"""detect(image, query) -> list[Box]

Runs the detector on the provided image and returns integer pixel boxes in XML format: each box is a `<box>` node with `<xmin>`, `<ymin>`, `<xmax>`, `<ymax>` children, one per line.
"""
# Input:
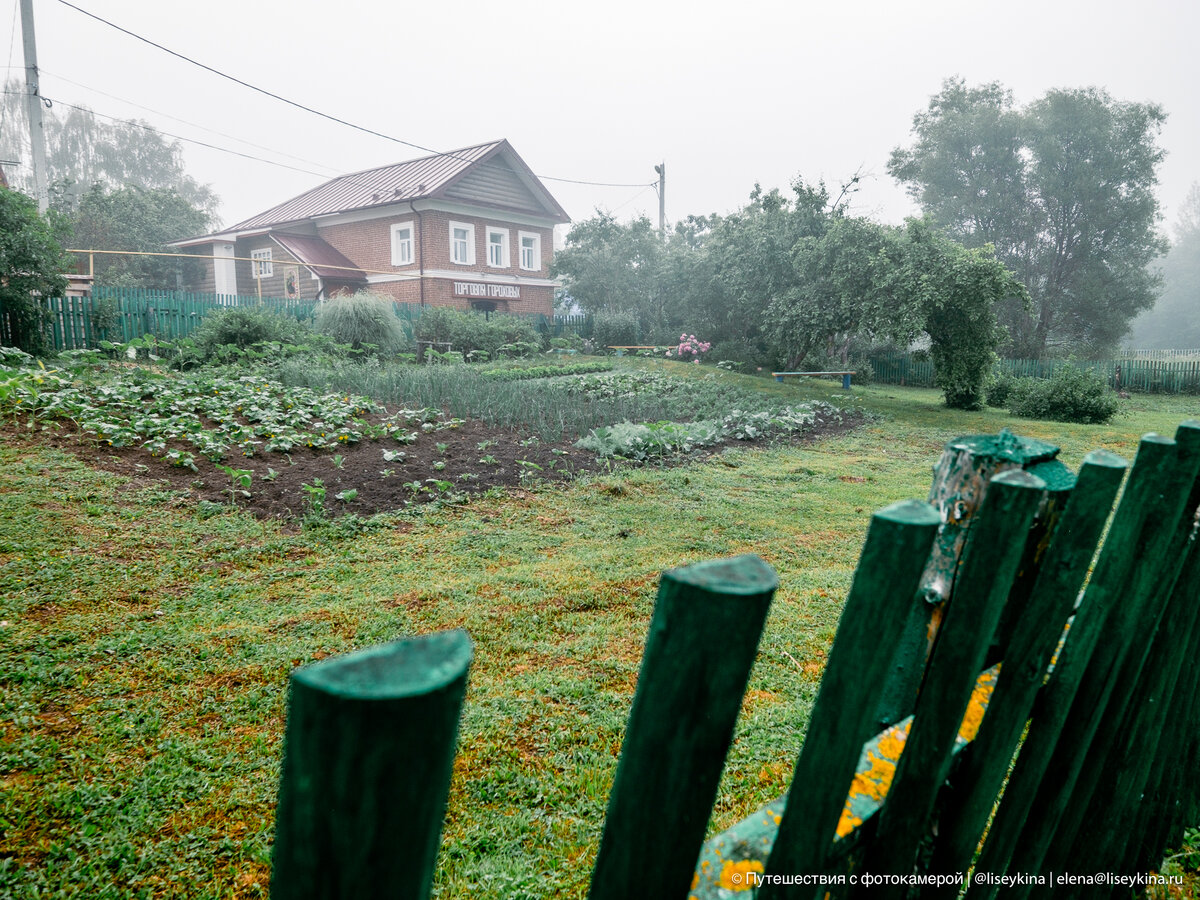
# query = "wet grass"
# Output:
<box><xmin>1</xmin><ymin>370</ymin><xmax>1196</xmax><ymax>898</ymax></box>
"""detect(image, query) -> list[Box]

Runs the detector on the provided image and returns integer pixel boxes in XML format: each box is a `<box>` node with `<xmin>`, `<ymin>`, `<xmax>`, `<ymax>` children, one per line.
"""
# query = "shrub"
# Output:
<box><xmin>414</xmin><ymin>307</ymin><xmax>542</xmax><ymax>358</ymax></box>
<box><xmin>314</xmin><ymin>291</ymin><xmax>408</xmax><ymax>355</ymax></box>
<box><xmin>987</xmin><ymin>371</ymin><xmax>1019</xmax><ymax>408</ymax></box>
<box><xmin>192</xmin><ymin>306</ymin><xmax>314</xmax><ymax>358</ymax></box>
<box><xmin>1007</xmin><ymin>366</ymin><xmax>1120</xmax><ymax>424</ymax></box>
<box><xmin>591</xmin><ymin>311</ymin><xmax>639</xmax><ymax>349</ymax></box>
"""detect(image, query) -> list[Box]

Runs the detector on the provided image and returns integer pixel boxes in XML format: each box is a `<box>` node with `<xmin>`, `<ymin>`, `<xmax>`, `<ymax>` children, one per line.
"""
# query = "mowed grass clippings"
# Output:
<box><xmin>2</xmin><ymin>370</ymin><xmax>1197</xmax><ymax>898</ymax></box>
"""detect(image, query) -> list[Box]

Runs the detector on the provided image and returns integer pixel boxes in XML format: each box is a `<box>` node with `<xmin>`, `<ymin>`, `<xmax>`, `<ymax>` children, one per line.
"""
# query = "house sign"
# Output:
<box><xmin>453</xmin><ymin>282</ymin><xmax>520</xmax><ymax>299</ymax></box>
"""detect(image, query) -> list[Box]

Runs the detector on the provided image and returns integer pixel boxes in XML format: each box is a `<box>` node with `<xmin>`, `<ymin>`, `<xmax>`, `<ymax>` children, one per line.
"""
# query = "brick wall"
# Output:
<box><xmin>319</xmin><ymin>208</ymin><xmax>556</xmax><ymax>316</ymax></box>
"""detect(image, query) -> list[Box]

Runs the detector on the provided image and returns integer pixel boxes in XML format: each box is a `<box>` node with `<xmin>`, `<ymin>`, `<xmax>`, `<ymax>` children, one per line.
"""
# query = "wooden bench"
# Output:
<box><xmin>268</xmin><ymin>426</ymin><xmax>1200</xmax><ymax>898</ymax></box>
<box><xmin>773</xmin><ymin>370</ymin><xmax>856</xmax><ymax>389</ymax></box>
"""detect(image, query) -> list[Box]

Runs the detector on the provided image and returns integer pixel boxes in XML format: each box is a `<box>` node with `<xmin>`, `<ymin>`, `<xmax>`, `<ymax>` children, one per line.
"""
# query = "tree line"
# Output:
<box><xmin>552</xmin><ymin>78</ymin><xmax>1179</xmax><ymax>406</ymax></box>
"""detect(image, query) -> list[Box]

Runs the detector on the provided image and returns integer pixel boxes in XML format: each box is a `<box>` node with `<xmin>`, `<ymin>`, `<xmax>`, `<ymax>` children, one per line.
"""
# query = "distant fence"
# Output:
<box><xmin>868</xmin><ymin>352</ymin><xmax>1200</xmax><ymax>394</ymax></box>
<box><xmin>1</xmin><ymin>287</ymin><xmax>591</xmax><ymax>353</ymax></box>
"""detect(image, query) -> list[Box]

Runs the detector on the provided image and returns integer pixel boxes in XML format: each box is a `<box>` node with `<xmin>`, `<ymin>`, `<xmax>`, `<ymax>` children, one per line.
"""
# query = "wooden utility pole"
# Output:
<box><xmin>19</xmin><ymin>0</ymin><xmax>48</xmax><ymax>213</ymax></box>
<box><xmin>654</xmin><ymin>161</ymin><xmax>665</xmax><ymax>238</ymax></box>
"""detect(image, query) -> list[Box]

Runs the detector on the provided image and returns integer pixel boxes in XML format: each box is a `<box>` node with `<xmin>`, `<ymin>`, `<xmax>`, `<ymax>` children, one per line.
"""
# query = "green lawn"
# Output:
<box><xmin>0</xmin><ymin>367</ymin><xmax>1195</xmax><ymax>898</ymax></box>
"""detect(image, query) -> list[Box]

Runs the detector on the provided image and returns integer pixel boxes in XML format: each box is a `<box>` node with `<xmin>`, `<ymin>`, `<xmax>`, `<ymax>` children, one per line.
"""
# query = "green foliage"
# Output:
<box><xmin>550</xmin><ymin>214</ymin><xmax>666</xmax><ymax>326</ymax></box>
<box><xmin>769</xmin><ymin>216</ymin><xmax>917</xmax><ymax>368</ymax></box>
<box><xmin>591</xmin><ymin>310</ymin><xmax>640</xmax><ymax>348</ymax></box>
<box><xmin>890</xmin><ymin>78</ymin><xmax>1167</xmax><ymax>356</ymax></box>
<box><xmin>313</xmin><ymin>291</ymin><xmax>408</xmax><ymax>355</ymax></box>
<box><xmin>987</xmin><ymin>372</ymin><xmax>1019</xmax><ymax>408</ymax></box>
<box><xmin>708</xmin><ymin>339</ymin><xmax>775</xmax><ymax>373</ymax></box>
<box><xmin>1129</xmin><ymin>183</ymin><xmax>1200</xmax><ymax>348</ymax></box>
<box><xmin>901</xmin><ymin>220</ymin><xmax>1025</xmax><ymax>410</ymax></box>
<box><xmin>66</xmin><ymin>184</ymin><xmax>213</xmax><ymax>289</ymax></box>
<box><xmin>191</xmin><ymin>306</ymin><xmax>315</xmax><ymax>359</ymax></box>
<box><xmin>0</xmin><ymin>189</ymin><xmax>70</xmax><ymax>355</ymax></box>
<box><xmin>1007</xmin><ymin>366</ymin><xmax>1120</xmax><ymax>424</ymax></box>
<box><xmin>413</xmin><ymin>307</ymin><xmax>541</xmax><ymax>357</ymax></box>
<box><xmin>0</xmin><ymin>78</ymin><xmax>219</xmax><ymax>217</ymax></box>
<box><xmin>480</xmin><ymin>361</ymin><xmax>612</xmax><ymax>381</ymax></box>
<box><xmin>575</xmin><ymin>402</ymin><xmax>840</xmax><ymax>461</ymax></box>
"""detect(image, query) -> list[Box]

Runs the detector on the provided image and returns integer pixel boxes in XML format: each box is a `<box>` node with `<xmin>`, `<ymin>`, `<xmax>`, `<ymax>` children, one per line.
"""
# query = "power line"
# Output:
<box><xmin>42</xmin><ymin>94</ymin><xmax>339</xmax><ymax>179</ymax></box>
<box><xmin>41</xmin><ymin>68</ymin><xmax>344</xmax><ymax>176</ymax></box>
<box><xmin>55</xmin><ymin>0</ymin><xmax>654</xmax><ymax>191</ymax></box>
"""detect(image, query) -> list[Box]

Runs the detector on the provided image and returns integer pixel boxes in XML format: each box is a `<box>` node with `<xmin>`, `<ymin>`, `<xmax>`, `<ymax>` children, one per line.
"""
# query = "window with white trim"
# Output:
<box><xmin>391</xmin><ymin>221</ymin><xmax>415</xmax><ymax>266</ymax></box>
<box><xmin>519</xmin><ymin>232</ymin><xmax>541</xmax><ymax>271</ymax></box>
<box><xmin>486</xmin><ymin>227</ymin><xmax>510</xmax><ymax>268</ymax></box>
<box><xmin>449</xmin><ymin>221</ymin><xmax>474</xmax><ymax>265</ymax></box>
<box><xmin>251</xmin><ymin>248</ymin><xmax>273</xmax><ymax>278</ymax></box>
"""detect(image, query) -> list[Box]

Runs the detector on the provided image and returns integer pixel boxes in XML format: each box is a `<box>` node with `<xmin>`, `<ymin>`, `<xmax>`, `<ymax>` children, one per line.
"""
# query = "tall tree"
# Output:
<box><xmin>1129</xmin><ymin>183</ymin><xmax>1200</xmax><ymax>348</ymax></box>
<box><xmin>0</xmin><ymin>187</ymin><xmax>69</xmax><ymax>354</ymax></box>
<box><xmin>70</xmin><ymin>184</ymin><xmax>213</xmax><ymax>288</ymax></box>
<box><xmin>0</xmin><ymin>79</ymin><xmax>218</xmax><ymax>218</ymax></box>
<box><xmin>889</xmin><ymin>78</ymin><xmax>1167</xmax><ymax>357</ymax></box>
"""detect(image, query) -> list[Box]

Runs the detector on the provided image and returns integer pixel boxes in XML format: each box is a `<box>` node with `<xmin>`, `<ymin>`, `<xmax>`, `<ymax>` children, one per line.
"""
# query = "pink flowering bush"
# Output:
<box><xmin>671</xmin><ymin>334</ymin><xmax>711</xmax><ymax>362</ymax></box>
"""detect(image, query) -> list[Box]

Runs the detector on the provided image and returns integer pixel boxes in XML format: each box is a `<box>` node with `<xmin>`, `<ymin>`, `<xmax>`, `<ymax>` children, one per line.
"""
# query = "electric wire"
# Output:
<box><xmin>55</xmin><ymin>0</ymin><xmax>654</xmax><ymax>190</ymax></box>
<box><xmin>41</xmin><ymin>68</ymin><xmax>344</xmax><ymax>176</ymax></box>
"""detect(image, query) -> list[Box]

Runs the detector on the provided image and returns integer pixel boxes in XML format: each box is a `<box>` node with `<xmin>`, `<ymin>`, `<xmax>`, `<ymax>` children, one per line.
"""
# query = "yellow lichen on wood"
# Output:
<box><xmin>718</xmin><ymin>858</ymin><xmax>764</xmax><ymax>891</ymax></box>
<box><xmin>835</xmin><ymin>720</ymin><xmax>911</xmax><ymax>838</ymax></box>
<box><xmin>957</xmin><ymin>666</ymin><xmax>1000</xmax><ymax>743</ymax></box>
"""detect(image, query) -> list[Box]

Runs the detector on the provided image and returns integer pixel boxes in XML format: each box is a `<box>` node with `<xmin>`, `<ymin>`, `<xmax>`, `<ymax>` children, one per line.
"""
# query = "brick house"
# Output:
<box><xmin>170</xmin><ymin>140</ymin><xmax>570</xmax><ymax>316</ymax></box>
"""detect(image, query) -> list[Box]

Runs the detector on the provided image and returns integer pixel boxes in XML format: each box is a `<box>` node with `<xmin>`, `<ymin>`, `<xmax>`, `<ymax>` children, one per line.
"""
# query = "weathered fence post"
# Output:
<box><xmin>588</xmin><ymin>554</ymin><xmax>777</xmax><ymax>900</ymax></box>
<box><xmin>926</xmin><ymin>449</ymin><xmax>1127</xmax><ymax>888</ymax></box>
<box><xmin>271</xmin><ymin>630</ymin><xmax>473</xmax><ymax>900</ymax></box>
<box><xmin>873</xmin><ymin>432</ymin><xmax>1060</xmax><ymax>730</ymax></box>
<box><xmin>966</xmin><ymin>431</ymin><xmax>1197</xmax><ymax>899</ymax></box>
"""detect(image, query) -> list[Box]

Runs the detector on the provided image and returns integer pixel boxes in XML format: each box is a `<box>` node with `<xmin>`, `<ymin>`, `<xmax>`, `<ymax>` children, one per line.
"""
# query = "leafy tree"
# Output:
<box><xmin>0</xmin><ymin>80</ymin><xmax>219</xmax><ymax>217</ymax></box>
<box><xmin>0</xmin><ymin>188</ymin><xmax>69</xmax><ymax>354</ymax></box>
<box><xmin>899</xmin><ymin>219</ymin><xmax>1028</xmax><ymax>409</ymax></box>
<box><xmin>768</xmin><ymin>216</ymin><xmax>916</xmax><ymax>368</ymax></box>
<box><xmin>889</xmin><ymin>78</ymin><xmax>1167</xmax><ymax>357</ymax></box>
<box><xmin>550</xmin><ymin>213</ymin><xmax>665</xmax><ymax>328</ymax></box>
<box><xmin>68</xmin><ymin>184</ymin><xmax>213</xmax><ymax>288</ymax></box>
<box><xmin>1128</xmin><ymin>183</ymin><xmax>1200</xmax><ymax>348</ymax></box>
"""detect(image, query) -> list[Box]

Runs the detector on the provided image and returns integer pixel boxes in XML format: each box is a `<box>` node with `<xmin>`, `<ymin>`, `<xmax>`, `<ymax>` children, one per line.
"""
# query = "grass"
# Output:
<box><xmin>1</xmin><ymin>366</ymin><xmax>1196</xmax><ymax>898</ymax></box>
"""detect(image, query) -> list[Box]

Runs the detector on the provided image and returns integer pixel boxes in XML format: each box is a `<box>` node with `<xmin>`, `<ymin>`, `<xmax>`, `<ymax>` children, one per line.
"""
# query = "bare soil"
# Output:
<box><xmin>6</xmin><ymin>410</ymin><xmax>860</xmax><ymax>527</ymax></box>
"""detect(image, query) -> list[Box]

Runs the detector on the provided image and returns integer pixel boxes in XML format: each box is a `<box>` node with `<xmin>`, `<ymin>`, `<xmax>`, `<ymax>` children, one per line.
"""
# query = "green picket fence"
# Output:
<box><xmin>3</xmin><ymin>287</ymin><xmax>589</xmax><ymax>353</ymax></box>
<box><xmin>869</xmin><ymin>351</ymin><xmax>1200</xmax><ymax>394</ymax></box>
<box><xmin>270</xmin><ymin>427</ymin><xmax>1200</xmax><ymax>898</ymax></box>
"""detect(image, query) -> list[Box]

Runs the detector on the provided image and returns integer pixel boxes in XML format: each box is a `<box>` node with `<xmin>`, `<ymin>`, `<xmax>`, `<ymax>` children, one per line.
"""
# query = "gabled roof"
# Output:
<box><xmin>227</xmin><ymin>139</ymin><xmax>569</xmax><ymax>234</ymax></box>
<box><xmin>270</xmin><ymin>233</ymin><xmax>366</xmax><ymax>283</ymax></box>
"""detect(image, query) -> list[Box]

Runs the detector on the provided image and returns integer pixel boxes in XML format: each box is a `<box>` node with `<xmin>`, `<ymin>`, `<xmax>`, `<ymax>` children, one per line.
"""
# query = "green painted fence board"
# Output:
<box><xmin>925</xmin><ymin>450</ymin><xmax>1127</xmax><ymax>890</ymax></box>
<box><xmin>852</xmin><ymin>469</ymin><xmax>1047</xmax><ymax>897</ymax></box>
<box><xmin>964</xmin><ymin>432</ymin><xmax>1193</xmax><ymax>900</ymax></box>
<box><xmin>271</xmin><ymin>630</ymin><xmax>473</xmax><ymax>900</ymax></box>
<box><xmin>756</xmin><ymin>500</ymin><xmax>941</xmax><ymax>900</ymax></box>
<box><xmin>588</xmin><ymin>555</ymin><xmax>777</xmax><ymax>900</ymax></box>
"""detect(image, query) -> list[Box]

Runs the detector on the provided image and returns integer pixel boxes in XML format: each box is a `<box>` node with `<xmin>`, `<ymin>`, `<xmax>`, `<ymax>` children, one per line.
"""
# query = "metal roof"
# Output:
<box><xmin>224</xmin><ymin>139</ymin><xmax>568</xmax><ymax>233</ymax></box>
<box><xmin>270</xmin><ymin>233</ymin><xmax>367</xmax><ymax>283</ymax></box>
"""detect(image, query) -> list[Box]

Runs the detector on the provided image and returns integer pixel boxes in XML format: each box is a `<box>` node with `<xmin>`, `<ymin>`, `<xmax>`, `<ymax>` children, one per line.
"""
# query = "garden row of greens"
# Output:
<box><xmin>0</xmin><ymin>352</ymin><xmax>850</xmax><ymax>466</ymax></box>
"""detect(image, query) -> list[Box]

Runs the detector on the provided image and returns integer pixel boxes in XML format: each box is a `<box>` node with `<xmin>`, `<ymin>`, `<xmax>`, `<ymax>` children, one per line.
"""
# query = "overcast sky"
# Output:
<box><xmin>4</xmin><ymin>0</ymin><xmax>1198</xmax><ymax>239</ymax></box>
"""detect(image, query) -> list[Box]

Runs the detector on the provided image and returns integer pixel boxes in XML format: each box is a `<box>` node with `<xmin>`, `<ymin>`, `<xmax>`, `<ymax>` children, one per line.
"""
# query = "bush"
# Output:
<box><xmin>413</xmin><ymin>307</ymin><xmax>541</xmax><ymax>358</ymax></box>
<box><xmin>313</xmin><ymin>291</ymin><xmax>408</xmax><ymax>355</ymax></box>
<box><xmin>987</xmin><ymin>371</ymin><xmax>1019</xmax><ymax>408</ymax></box>
<box><xmin>709</xmin><ymin>339</ymin><xmax>773</xmax><ymax>373</ymax></box>
<box><xmin>591</xmin><ymin>311</ymin><xmax>639</xmax><ymax>349</ymax></box>
<box><xmin>1007</xmin><ymin>366</ymin><xmax>1120</xmax><ymax>424</ymax></box>
<box><xmin>192</xmin><ymin>306</ymin><xmax>314</xmax><ymax>358</ymax></box>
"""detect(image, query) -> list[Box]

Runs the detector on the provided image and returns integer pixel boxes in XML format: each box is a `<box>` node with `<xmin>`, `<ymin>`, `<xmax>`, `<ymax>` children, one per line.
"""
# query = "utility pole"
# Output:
<box><xmin>20</xmin><ymin>0</ymin><xmax>49</xmax><ymax>213</ymax></box>
<box><xmin>654</xmin><ymin>161</ymin><xmax>665</xmax><ymax>239</ymax></box>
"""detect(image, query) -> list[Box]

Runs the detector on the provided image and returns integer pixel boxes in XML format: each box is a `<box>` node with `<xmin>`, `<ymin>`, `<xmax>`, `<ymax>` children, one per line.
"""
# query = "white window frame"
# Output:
<box><xmin>449</xmin><ymin>221</ymin><xmax>475</xmax><ymax>265</ymax></box>
<box><xmin>251</xmin><ymin>248</ymin><xmax>273</xmax><ymax>278</ymax></box>
<box><xmin>486</xmin><ymin>227</ymin><xmax>510</xmax><ymax>269</ymax></box>
<box><xmin>518</xmin><ymin>231</ymin><xmax>541</xmax><ymax>272</ymax></box>
<box><xmin>391</xmin><ymin>221</ymin><xmax>415</xmax><ymax>266</ymax></box>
